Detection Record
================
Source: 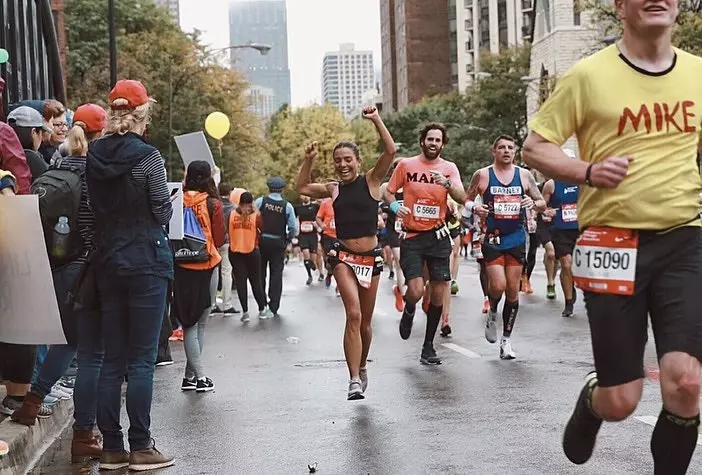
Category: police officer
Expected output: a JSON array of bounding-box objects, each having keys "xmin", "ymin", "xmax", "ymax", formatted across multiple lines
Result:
[{"xmin": 255, "ymin": 177, "xmax": 298, "ymax": 317}]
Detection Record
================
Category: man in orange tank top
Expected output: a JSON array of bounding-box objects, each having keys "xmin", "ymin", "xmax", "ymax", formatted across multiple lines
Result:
[{"xmin": 384, "ymin": 123, "xmax": 467, "ymax": 365}]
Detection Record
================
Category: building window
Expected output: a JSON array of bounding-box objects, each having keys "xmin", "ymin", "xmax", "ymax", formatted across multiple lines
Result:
[
  {"xmin": 465, "ymin": 0, "xmax": 473, "ymax": 7},
  {"xmin": 498, "ymin": 0, "xmax": 508, "ymax": 48},
  {"xmin": 479, "ymin": 0, "xmax": 490, "ymax": 49},
  {"xmin": 465, "ymin": 17, "xmax": 473, "ymax": 30},
  {"xmin": 573, "ymin": 0, "xmax": 581, "ymax": 25}
]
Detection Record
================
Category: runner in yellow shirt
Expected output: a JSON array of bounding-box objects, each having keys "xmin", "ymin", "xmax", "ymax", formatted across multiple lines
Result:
[{"xmin": 523, "ymin": 0, "xmax": 702, "ymax": 469}]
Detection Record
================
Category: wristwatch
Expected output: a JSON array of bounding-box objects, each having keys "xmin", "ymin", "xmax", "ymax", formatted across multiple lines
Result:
[{"xmin": 443, "ymin": 180, "xmax": 452, "ymax": 190}]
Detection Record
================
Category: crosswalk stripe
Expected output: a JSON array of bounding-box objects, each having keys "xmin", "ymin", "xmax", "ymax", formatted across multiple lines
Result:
[{"xmin": 441, "ymin": 343, "xmax": 481, "ymax": 359}]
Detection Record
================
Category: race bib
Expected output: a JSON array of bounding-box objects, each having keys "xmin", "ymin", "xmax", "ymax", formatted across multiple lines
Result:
[
  {"xmin": 394, "ymin": 219, "xmax": 403, "ymax": 233},
  {"xmin": 562, "ymin": 203, "xmax": 578, "ymax": 223},
  {"xmin": 493, "ymin": 195, "xmax": 521, "ymax": 219},
  {"xmin": 339, "ymin": 252, "xmax": 374, "ymax": 288},
  {"xmin": 329, "ymin": 219, "xmax": 336, "ymax": 230},
  {"xmin": 300, "ymin": 221, "xmax": 314, "ymax": 233},
  {"xmin": 413, "ymin": 198, "xmax": 440, "ymax": 221},
  {"xmin": 572, "ymin": 227, "xmax": 638, "ymax": 296}
]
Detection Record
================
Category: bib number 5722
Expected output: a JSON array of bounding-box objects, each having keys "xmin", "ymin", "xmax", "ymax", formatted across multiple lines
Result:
[{"xmin": 572, "ymin": 227, "xmax": 638, "ymax": 296}]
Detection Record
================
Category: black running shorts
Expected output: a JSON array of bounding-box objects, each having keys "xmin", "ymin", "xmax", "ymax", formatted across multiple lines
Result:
[
  {"xmin": 321, "ymin": 235, "xmax": 337, "ymax": 255},
  {"xmin": 585, "ymin": 225, "xmax": 702, "ymax": 387},
  {"xmin": 535, "ymin": 221, "xmax": 552, "ymax": 247},
  {"xmin": 449, "ymin": 227, "xmax": 461, "ymax": 239},
  {"xmin": 387, "ymin": 231, "xmax": 401, "ymax": 248},
  {"xmin": 400, "ymin": 230, "xmax": 452, "ymax": 282},
  {"xmin": 327, "ymin": 241, "xmax": 383, "ymax": 277},
  {"xmin": 551, "ymin": 229, "xmax": 578, "ymax": 259},
  {"xmin": 481, "ymin": 242, "xmax": 526, "ymax": 267},
  {"xmin": 298, "ymin": 233, "xmax": 318, "ymax": 252}
]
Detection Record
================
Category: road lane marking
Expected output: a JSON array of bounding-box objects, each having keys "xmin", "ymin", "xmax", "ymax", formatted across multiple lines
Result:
[
  {"xmin": 635, "ymin": 416, "xmax": 702, "ymax": 444},
  {"xmin": 375, "ymin": 310, "xmax": 388, "ymax": 317},
  {"xmin": 441, "ymin": 343, "xmax": 481, "ymax": 359}
]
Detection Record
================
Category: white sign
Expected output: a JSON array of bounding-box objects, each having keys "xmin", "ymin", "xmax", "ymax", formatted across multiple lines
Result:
[
  {"xmin": 174, "ymin": 131, "xmax": 216, "ymax": 169},
  {"xmin": 0, "ymin": 196, "xmax": 65, "ymax": 344},
  {"xmin": 167, "ymin": 183, "xmax": 184, "ymax": 240}
]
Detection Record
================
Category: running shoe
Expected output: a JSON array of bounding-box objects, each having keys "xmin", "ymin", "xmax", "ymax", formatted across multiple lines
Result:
[
  {"xmin": 485, "ymin": 309, "xmax": 498, "ymax": 343},
  {"xmin": 196, "ymin": 377, "xmax": 215, "ymax": 393},
  {"xmin": 499, "ymin": 338, "xmax": 517, "ymax": 360},
  {"xmin": 388, "ymin": 270, "xmax": 395, "ymax": 280},
  {"xmin": 450, "ymin": 280, "xmax": 459, "ymax": 295},
  {"xmin": 325, "ymin": 274, "xmax": 332, "ymax": 289},
  {"xmin": 155, "ymin": 357, "xmax": 174, "ymax": 367},
  {"xmin": 420, "ymin": 344, "xmax": 442, "ymax": 365},
  {"xmin": 399, "ymin": 307, "xmax": 415, "ymax": 340},
  {"xmin": 347, "ymin": 380, "xmax": 364, "ymax": 400},
  {"xmin": 222, "ymin": 307, "xmax": 240, "ymax": 316},
  {"xmin": 306, "ymin": 276, "xmax": 313, "ymax": 286},
  {"xmin": 359, "ymin": 367, "xmax": 369, "ymax": 393},
  {"xmin": 393, "ymin": 285, "xmax": 404, "ymax": 313},
  {"xmin": 1, "ymin": 397, "xmax": 20, "ymax": 416},
  {"xmin": 546, "ymin": 284, "xmax": 556, "ymax": 300},
  {"xmin": 259, "ymin": 308, "xmax": 273, "ymax": 320},
  {"xmin": 181, "ymin": 377, "xmax": 197, "ymax": 391},
  {"xmin": 240, "ymin": 311, "xmax": 250, "ymax": 323},
  {"xmin": 169, "ymin": 328, "xmax": 184, "ymax": 341},
  {"xmin": 481, "ymin": 298, "xmax": 490, "ymax": 314},
  {"xmin": 318, "ymin": 273, "xmax": 325, "ymax": 282},
  {"xmin": 562, "ymin": 302, "xmax": 574, "ymax": 318},
  {"xmin": 563, "ymin": 372, "xmax": 602, "ymax": 465}
]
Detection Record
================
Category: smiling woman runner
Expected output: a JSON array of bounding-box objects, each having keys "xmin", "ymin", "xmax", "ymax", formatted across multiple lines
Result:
[{"xmin": 297, "ymin": 106, "xmax": 397, "ymax": 400}]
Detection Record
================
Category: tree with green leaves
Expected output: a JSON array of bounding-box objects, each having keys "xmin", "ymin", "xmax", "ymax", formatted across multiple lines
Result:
[{"xmin": 65, "ymin": 0, "xmax": 266, "ymax": 185}]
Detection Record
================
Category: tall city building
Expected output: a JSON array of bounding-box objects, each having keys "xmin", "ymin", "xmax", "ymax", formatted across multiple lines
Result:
[
  {"xmin": 322, "ymin": 44, "xmax": 375, "ymax": 117},
  {"xmin": 229, "ymin": 0, "xmax": 292, "ymax": 118},
  {"xmin": 153, "ymin": 0, "xmax": 180, "ymax": 23},
  {"xmin": 245, "ymin": 85, "xmax": 277, "ymax": 122},
  {"xmin": 381, "ymin": 0, "xmax": 534, "ymax": 111},
  {"xmin": 527, "ymin": 0, "xmax": 600, "ymax": 151},
  {"xmin": 380, "ymin": 0, "xmax": 453, "ymax": 112}
]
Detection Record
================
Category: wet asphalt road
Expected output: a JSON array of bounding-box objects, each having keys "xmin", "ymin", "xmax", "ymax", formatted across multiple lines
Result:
[{"xmin": 30, "ymin": 252, "xmax": 701, "ymax": 474}]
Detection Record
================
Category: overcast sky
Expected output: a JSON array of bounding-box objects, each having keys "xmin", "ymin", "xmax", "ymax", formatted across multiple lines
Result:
[{"xmin": 179, "ymin": 0, "xmax": 382, "ymax": 107}]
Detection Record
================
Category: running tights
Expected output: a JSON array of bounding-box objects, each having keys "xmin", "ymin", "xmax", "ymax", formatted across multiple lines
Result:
[{"xmin": 525, "ymin": 233, "xmax": 538, "ymax": 279}]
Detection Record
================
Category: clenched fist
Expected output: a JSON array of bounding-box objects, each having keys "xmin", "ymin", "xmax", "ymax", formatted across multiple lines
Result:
[
  {"xmin": 305, "ymin": 141, "xmax": 319, "ymax": 160},
  {"xmin": 362, "ymin": 106, "xmax": 380, "ymax": 121}
]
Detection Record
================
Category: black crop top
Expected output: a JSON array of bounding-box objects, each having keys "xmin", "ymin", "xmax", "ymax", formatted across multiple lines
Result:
[{"xmin": 333, "ymin": 175, "xmax": 379, "ymax": 240}]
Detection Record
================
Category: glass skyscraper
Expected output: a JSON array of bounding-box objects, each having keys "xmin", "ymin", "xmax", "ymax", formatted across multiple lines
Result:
[{"xmin": 229, "ymin": 0, "xmax": 292, "ymax": 116}]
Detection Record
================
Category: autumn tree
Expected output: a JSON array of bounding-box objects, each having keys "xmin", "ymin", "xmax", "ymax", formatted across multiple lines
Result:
[{"xmin": 65, "ymin": 0, "xmax": 266, "ymax": 185}]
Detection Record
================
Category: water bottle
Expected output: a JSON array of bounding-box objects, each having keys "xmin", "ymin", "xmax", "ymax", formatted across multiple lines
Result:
[{"xmin": 52, "ymin": 216, "xmax": 71, "ymax": 259}]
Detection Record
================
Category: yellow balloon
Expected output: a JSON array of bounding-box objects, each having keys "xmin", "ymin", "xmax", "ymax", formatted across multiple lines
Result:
[{"xmin": 205, "ymin": 112, "xmax": 230, "ymax": 140}]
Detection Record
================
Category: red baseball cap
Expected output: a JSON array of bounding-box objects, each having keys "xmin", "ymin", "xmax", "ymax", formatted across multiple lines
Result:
[
  {"xmin": 108, "ymin": 79, "xmax": 154, "ymax": 109},
  {"xmin": 73, "ymin": 104, "xmax": 107, "ymax": 133}
]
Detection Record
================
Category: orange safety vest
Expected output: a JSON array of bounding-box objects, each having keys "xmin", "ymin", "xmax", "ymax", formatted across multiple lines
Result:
[
  {"xmin": 229, "ymin": 209, "xmax": 258, "ymax": 254},
  {"xmin": 179, "ymin": 191, "xmax": 222, "ymax": 270}
]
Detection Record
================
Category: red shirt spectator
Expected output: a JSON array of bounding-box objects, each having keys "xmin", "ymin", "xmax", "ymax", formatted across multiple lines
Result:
[{"xmin": 0, "ymin": 122, "xmax": 31, "ymax": 194}]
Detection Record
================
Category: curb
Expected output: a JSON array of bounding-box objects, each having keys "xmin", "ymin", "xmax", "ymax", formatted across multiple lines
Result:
[{"xmin": 0, "ymin": 399, "xmax": 73, "ymax": 475}]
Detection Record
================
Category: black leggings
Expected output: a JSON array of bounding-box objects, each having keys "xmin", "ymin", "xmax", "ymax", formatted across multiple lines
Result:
[
  {"xmin": 230, "ymin": 249, "xmax": 267, "ymax": 313},
  {"xmin": 0, "ymin": 343, "xmax": 37, "ymax": 384},
  {"xmin": 525, "ymin": 233, "xmax": 539, "ymax": 279}
]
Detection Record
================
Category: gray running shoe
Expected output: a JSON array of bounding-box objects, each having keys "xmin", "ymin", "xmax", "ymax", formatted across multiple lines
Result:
[
  {"xmin": 1, "ymin": 396, "xmax": 20, "ymax": 415},
  {"xmin": 359, "ymin": 368, "xmax": 368, "ymax": 393},
  {"xmin": 347, "ymin": 380, "xmax": 364, "ymax": 400},
  {"xmin": 240, "ymin": 312, "xmax": 250, "ymax": 323},
  {"xmin": 485, "ymin": 309, "xmax": 498, "ymax": 343}
]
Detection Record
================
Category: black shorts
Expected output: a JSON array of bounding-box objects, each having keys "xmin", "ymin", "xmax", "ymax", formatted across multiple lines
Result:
[
  {"xmin": 387, "ymin": 231, "xmax": 401, "ymax": 248},
  {"xmin": 482, "ymin": 242, "xmax": 526, "ymax": 267},
  {"xmin": 327, "ymin": 241, "xmax": 383, "ymax": 278},
  {"xmin": 585, "ymin": 225, "xmax": 702, "ymax": 387},
  {"xmin": 379, "ymin": 235, "xmax": 389, "ymax": 248},
  {"xmin": 551, "ymin": 228, "xmax": 578, "ymax": 259},
  {"xmin": 535, "ymin": 222, "xmax": 552, "ymax": 247},
  {"xmin": 321, "ymin": 235, "xmax": 337, "ymax": 255},
  {"xmin": 298, "ymin": 233, "xmax": 318, "ymax": 252},
  {"xmin": 449, "ymin": 227, "xmax": 461, "ymax": 239},
  {"xmin": 400, "ymin": 229, "xmax": 452, "ymax": 281}
]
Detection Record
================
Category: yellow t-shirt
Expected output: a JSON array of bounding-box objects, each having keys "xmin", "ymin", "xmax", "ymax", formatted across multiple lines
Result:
[{"xmin": 529, "ymin": 45, "xmax": 702, "ymax": 231}]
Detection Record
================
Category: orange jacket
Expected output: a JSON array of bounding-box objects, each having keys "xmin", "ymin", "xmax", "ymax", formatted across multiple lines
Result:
[{"xmin": 179, "ymin": 191, "xmax": 222, "ymax": 270}]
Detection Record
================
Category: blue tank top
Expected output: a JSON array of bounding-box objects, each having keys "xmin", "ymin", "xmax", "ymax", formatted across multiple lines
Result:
[
  {"xmin": 550, "ymin": 181, "xmax": 579, "ymax": 230},
  {"xmin": 482, "ymin": 167, "xmax": 526, "ymax": 249}
]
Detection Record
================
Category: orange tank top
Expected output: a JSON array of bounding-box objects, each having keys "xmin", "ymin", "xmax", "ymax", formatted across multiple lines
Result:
[{"xmin": 229, "ymin": 210, "xmax": 258, "ymax": 254}]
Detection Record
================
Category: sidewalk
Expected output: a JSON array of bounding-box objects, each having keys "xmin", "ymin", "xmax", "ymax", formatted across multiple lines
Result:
[{"xmin": 0, "ymin": 387, "xmax": 73, "ymax": 475}]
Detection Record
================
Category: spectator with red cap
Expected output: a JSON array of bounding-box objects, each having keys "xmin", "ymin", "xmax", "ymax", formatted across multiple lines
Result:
[
  {"xmin": 86, "ymin": 80, "xmax": 174, "ymax": 471},
  {"xmin": 10, "ymin": 103, "xmax": 107, "ymax": 464}
]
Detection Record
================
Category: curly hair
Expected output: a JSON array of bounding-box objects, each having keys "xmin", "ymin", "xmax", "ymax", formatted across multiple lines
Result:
[
  {"xmin": 419, "ymin": 122, "xmax": 449, "ymax": 146},
  {"xmin": 106, "ymin": 101, "xmax": 153, "ymax": 135}
]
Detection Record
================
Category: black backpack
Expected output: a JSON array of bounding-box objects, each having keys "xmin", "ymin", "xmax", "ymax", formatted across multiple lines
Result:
[{"xmin": 30, "ymin": 158, "xmax": 85, "ymax": 266}]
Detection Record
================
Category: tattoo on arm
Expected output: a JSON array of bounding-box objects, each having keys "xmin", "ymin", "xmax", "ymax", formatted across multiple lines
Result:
[
  {"xmin": 466, "ymin": 171, "xmax": 482, "ymax": 200},
  {"xmin": 526, "ymin": 172, "xmax": 544, "ymax": 202}
]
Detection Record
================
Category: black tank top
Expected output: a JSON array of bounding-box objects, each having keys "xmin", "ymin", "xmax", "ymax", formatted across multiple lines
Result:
[{"xmin": 333, "ymin": 175, "xmax": 378, "ymax": 240}]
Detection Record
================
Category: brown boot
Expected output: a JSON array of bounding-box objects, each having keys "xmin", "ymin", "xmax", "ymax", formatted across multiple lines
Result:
[
  {"xmin": 10, "ymin": 392, "xmax": 43, "ymax": 426},
  {"xmin": 71, "ymin": 429, "xmax": 102, "ymax": 463}
]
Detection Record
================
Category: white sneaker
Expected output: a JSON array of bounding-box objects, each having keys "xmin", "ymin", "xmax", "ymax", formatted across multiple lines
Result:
[
  {"xmin": 259, "ymin": 308, "xmax": 273, "ymax": 320},
  {"xmin": 359, "ymin": 367, "xmax": 368, "ymax": 393},
  {"xmin": 347, "ymin": 379, "xmax": 364, "ymax": 400},
  {"xmin": 485, "ymin": 309, "xmax": 498, "ymax": 343},
  {"xmin": 499, "ymin": 338, "xmax": 517, "ymax": 360},
  {"xmin": 240, "ymin": 312, "xmax": 250, "ymax": 323}
]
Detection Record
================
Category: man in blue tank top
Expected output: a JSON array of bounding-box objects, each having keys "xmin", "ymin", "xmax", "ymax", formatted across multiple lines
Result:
[
  {"xmin": 542, "ymin": 148, "xmax": 580, "ymax": 318},
  {"xmin": 465, "ymin": 135, "xmax": 546, "ymax": 360}
]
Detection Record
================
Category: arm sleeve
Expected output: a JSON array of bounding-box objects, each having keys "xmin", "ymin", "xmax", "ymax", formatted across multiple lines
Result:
[
  {"xmin": 0, "ymin": 126, "xmax": 32, "ymax": 194},
  {"xmin": 209, "ymin": 199, "xmax": 226, "ymax": 249},
  {"xmin": 286, "ymin": 202, "xmax": 299, "ymax": 238},
  {"xmin": 386, "ymin": 162, "xmax": 404, "ymax": 194},
  {"xmin": 527, "ymin": 66, "xmax": 589, "ymax": 145},
  {"xmin": 137, "ymin": 151, "xmax": 173, "ymax": 226},
  {"xmin": 78, "ymin": 174, "xmax": 96, "ymax": 251}
]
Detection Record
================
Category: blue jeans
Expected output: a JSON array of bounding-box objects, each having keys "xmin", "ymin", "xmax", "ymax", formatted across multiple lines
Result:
[
  {"xmin": 33, "ymin": 263, "xmax": 83, "ymax": 398},
  {"xmin": 96, "ymin": 273, "xmax": 168, "ymax": 452},
  {"xmin": 73, "ymin": 307, "xmax": 103, "ymax": 430}
]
